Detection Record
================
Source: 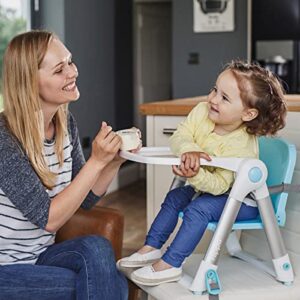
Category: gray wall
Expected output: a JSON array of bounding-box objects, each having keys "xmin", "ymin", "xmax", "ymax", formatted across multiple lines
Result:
[
  {"xmin": 172, "ymin": 0, "xmax": 248, "ymax": 97},
  {"xmin": 36, "ymin": 0, "xmax": 133, "ymax": 157},
  {"xmin": 115, "ymin": 0, "xmax": 133, "ymax": 130},
  {"xmin": 65, "ymin": 0, "xmax": 116, "ymax": 157},
  {"xmin": 39, "ymin": 0, "xmax": 65, "ymax": 41}
]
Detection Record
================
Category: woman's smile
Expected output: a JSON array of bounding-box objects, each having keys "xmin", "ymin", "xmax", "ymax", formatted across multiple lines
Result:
[{"xmin": 63, "ymin": 81, "xmax": 77, "ymax": 92}]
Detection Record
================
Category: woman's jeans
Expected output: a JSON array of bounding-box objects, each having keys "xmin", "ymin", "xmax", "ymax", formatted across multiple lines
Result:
[
  {"xmin": 145, "ymin": 185, "xmax": 259, "ymax": 268},
  {"xmin": 0, "ymin": 235, "xmax": 128, "ymax": 300}
]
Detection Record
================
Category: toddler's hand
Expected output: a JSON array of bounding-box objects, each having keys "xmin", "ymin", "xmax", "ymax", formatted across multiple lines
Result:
[
  {"xmin": 172, "ymin": 151, "xmax": 211, "ymax": 178},
  {"xmin": 172, "ymin": 165, "xmax": 197, "ymax": 178}
]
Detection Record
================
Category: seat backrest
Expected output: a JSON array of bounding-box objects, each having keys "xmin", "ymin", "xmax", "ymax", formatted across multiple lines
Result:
[{"xmin": 258, "ymin": 137, "xmax": 297, "ymax": 226}]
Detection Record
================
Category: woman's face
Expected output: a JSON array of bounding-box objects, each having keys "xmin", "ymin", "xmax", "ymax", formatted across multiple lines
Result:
[{"xmin": 38, "ymin": 38, "xmax": 79, "ymax": 109}]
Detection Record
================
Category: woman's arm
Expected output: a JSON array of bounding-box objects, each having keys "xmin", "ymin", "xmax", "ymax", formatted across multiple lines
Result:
[
  {"xmin": 89, "ymin": 126, "xmax": 141, "ymax": 197},
  {"xmin": 46, "ymin": 122, "xmax": 122, "ymax": 232},
  {"xmin": 91, "ymin": 154, "xmax": 125, "ymax": 196},
  {"xmin": 0, "ymin": 117, "xmax": 123, "ymax": 232},
  {"xmin": 68, "ymin": 113, "xmax": 126, "ymax": 208}
]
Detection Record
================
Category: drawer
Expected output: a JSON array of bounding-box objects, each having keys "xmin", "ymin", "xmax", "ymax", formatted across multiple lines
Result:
[{"xmin": 153, "ymin": 116, "xmax": 185, "ymax": 146}]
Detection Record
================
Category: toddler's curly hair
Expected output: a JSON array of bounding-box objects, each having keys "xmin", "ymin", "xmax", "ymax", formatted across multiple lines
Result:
[{"xmin": 224, "ymin": 60, "xmax": 287, "ymax": 136}]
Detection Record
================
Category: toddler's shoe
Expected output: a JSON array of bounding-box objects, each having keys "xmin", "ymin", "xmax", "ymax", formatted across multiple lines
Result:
[
  {"xmin": 117, "ymin": 249, "xmax": 162, "ymax": 268},
  {"xmin": 131, "ymin": 265, "xmax": 182, "ymax": 286}
]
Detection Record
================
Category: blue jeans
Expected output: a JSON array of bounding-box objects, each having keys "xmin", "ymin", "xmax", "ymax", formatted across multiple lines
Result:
[
  {"xmin": 145, "ymin": 185, "xmax": 259, "ymax": 268},
  {"xmin": 0, "ymin": 235, "xmax": 128, "ymax": 300}
]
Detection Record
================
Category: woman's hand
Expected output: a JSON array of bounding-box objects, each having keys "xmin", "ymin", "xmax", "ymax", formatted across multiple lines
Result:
[
  {"xmin": 91, "ymin": 121, "xmax": 122, "ymax": 168},
  {"xmin": 112, "ymin": 126, "xmax": 142, "ymax": 163},
  {"xmin": 172, "ymin": 151, "xmax": 211, "ymax": 178},
  {"xmin": 112, "ymin": 152, "xmax": 127, "ymax": 164},
  {"xmin": 130, "ymin": 139, "xmax": 142, "ymax": 153}
]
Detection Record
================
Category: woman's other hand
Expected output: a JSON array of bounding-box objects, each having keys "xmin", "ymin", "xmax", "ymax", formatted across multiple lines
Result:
[
  {"xmin": 128, "ymin": 126, "xmax": 142, "ymax": 153},
  {"xmin": 130, "ymin": 127, "xmax": 142, "ymax": 153},
  {"xmin": 129, "ymin": 139, "xmax": 142, "ymax": 153}
]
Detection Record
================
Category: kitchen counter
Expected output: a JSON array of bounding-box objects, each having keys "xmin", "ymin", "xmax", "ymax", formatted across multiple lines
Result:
[{"xmin": 139, "ymin": 94, "xmax": 300, "ymax": 115}]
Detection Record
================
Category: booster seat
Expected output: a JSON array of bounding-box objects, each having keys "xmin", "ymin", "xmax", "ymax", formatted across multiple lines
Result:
[{"xmin": 119, "ymin": 136, "xmax": 299, "ymax": 299}]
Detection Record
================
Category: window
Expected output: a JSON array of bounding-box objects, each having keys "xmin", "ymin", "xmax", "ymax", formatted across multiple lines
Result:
[{"xmin": 0, "ymin": 0, "xmax": 29, "ymax": 111}]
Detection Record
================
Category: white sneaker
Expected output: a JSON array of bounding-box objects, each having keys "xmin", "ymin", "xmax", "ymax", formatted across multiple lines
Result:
[
  {"xmin": 117, "ymin": 249, "xmax": 162, "ymax": 268},
  {"xmin": 131, "ymin": 265, "xmax": 182, "ymax": 286}
]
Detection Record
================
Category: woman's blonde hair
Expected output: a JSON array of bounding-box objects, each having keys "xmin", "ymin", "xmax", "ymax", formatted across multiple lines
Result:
[{"xmin": 2, "ymin": 30, "xmax": 68, "ymax": 189}]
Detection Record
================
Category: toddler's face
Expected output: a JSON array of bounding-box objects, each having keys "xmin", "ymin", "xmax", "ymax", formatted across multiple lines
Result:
[{"xmin": 207, "ymin": 70, "xmax": 256, "ymax": 134}]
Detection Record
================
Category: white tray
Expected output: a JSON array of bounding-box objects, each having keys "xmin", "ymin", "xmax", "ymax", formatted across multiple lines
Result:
[
  {"xmin": 120, "ymin": 147, "xmax": 180, "ymax": 165},
  {"xmin": 120, "ymin": 147, "xmax": 244, "ymax": 171}
]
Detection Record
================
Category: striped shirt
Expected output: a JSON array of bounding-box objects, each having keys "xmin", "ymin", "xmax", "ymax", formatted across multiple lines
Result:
[{"xmin": 0, "ymin": 112, "xmax": 100, "ymax": 265}]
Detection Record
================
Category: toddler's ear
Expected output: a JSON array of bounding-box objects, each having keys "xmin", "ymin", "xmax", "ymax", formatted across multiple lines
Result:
[{"xmin": 242, "ymin": 108, "xmax": 258, "ymax": 122}]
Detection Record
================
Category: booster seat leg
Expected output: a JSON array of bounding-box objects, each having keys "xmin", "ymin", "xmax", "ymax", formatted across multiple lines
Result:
[
  {"xmin": 256, "ymin": 195, "xmax": 294, "ymax": 283},
  {"xmin": 190, "ymin": 197, "xmax": 242, "ymax": 294}
]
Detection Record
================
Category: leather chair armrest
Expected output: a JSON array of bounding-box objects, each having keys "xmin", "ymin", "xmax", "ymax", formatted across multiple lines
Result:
[{"xmin": 55, "ymin": 206, "xmax": 124, "ymax": 260}]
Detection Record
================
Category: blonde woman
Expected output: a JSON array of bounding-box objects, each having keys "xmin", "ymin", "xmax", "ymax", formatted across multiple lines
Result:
[{"xmin": 0, "ymin": 30, "xmax": 128, "ymax": 299}]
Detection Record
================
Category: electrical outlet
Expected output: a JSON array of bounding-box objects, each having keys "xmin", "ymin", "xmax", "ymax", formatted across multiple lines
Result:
[
  {"xmin": 188, "ymin": 52, "xmax": 199, "ymax": 65},
  {"xmin": 82, "ymin": 136, "xmax": 91, "ymax": 149}
]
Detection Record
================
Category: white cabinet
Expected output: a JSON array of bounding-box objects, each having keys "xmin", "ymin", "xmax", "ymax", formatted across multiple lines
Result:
[
  {"xmin": 280, "ymin": 112, "xmax": 300, "ymax": 149},
  {"xmin": 145, "ymin": 115, "xmax": 185, "ymax": 228}
]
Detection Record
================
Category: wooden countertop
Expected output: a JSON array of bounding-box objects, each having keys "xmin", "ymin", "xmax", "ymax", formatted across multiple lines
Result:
[{"xmin": 139, "ymin": 95, "xmax": 300, "ymax": 116}]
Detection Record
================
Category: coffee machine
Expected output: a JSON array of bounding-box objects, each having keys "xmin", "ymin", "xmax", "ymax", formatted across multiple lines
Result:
[
  {"xmin": 252, "ymin": 0, "xmax": 300, "ymax": 93},
  {"xmin": 254, "ymin": 40, "xmax": 298, "ymax": 93}
]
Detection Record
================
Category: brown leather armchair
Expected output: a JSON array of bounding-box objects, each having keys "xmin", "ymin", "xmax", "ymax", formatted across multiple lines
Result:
[
  {"xmin": 55, "ymin": 206, "xmax": 124, "ymax": 260},
  {"xmin": 55, "ymin": 205, "xmax": 140, "ymax": 300}
]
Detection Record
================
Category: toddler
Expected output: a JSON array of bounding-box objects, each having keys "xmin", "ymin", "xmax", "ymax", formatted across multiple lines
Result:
[{"xmin": 119, "ymin": 60, "xmax": 287, "ymax": 286}]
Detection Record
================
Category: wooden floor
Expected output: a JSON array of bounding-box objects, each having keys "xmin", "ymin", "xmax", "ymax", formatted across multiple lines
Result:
[{"xmin": 98, "ymin": 180, "xmax": 147, "ymax": 257}]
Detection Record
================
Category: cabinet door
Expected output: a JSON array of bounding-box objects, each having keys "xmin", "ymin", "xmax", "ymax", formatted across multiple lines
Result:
[
  {"xmin": 146, "ymin": 115, "xmax": 184, "ymax": 224},
  {"xmin": 153, "ymin": 115, "xmax": 185, "ymax": 146}
]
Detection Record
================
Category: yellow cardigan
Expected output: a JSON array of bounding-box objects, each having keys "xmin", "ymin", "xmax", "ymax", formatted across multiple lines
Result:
[{"xmin": 169, "ymin": 102, "xmax": 258, "ymax": 195}]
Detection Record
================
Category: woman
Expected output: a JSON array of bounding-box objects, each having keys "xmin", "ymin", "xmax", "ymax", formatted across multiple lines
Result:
[{"xmin": 0, "ymin": 30, "xmax": 128, "ymax": 299}]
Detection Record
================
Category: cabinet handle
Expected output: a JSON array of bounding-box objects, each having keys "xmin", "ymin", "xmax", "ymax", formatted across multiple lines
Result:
[{"xmin": 162, "ymin": 128, "xmax": 176, "ymax": 135}]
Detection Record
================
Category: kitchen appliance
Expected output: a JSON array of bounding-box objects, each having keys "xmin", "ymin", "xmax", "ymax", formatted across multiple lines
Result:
[
  {"xmin": 254, "ymin": 40, "xmax": 298, "ymax": 93},
  {"xmin": 197, "ymin": 0, "xmax": 229, "ymax": 14},
  {"xmin": 252, "ymin": 0, "xmax": 300, "ymax": 93}
]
